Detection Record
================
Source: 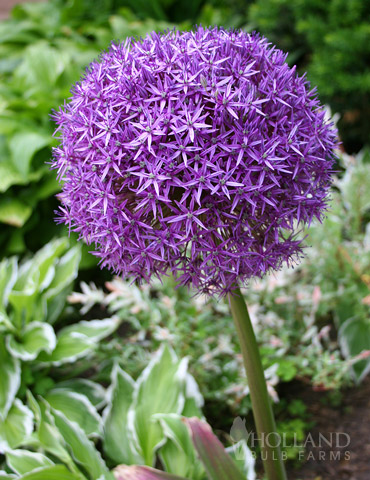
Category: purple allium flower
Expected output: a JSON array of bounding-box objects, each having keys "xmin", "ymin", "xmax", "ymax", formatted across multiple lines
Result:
[{"xmin": 52, "ymin": 27, "xmax": 337, "ymax": 295}]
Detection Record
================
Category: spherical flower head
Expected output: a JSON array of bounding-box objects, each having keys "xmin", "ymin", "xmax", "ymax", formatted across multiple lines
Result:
[{"xmin": 52, "ymin": 27, "xmax": 337, "ymax": 296}]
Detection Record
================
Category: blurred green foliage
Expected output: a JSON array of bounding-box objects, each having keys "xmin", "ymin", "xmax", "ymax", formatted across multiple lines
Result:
[{"xmin": 249, "ymin": 0, "xmax": 370, "ymax": 152}]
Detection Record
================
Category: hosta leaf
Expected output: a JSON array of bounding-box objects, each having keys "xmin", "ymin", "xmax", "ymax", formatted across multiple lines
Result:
[
  {"xmin": 44, "ymin": 246, "xmax": 81, "ymax": 301},
  {"xmin": 0, "ymin": 256, "xmax": 17, "ymax": 311},
  {"xmin": 41, "ymin": 317, "xmax": 120, "ymax": 365},
  {"xmin": 0, "ymin": 340, "xmax": 21, "ymax": 419},
  {"xmin": 155, "ymin": 414, "xmax": 204, "ymax": 480},
  {"xmin": 9, "ymin": 130, "xmax": 50, "ymax": 178},
  {"xmin": 49, "ymin": 406, "xmax": 109, "ymax": 480},
  {"xmin": 226, "ymin": 441, "xmax": 256, "ymax": 480},
  {"xmin": 0, "ymin": 399, "xmax": 33, "ymax": 453},
  {"xmin": 6, "ymin": 322, "xmax": 56, "ymax": 361},
  {"xmin": 114, "ymin": 465, "xmax": 187, "ymax": 480},
  {"xmin": 51, "ymin": 379, "xmax": 106, "ymax": 409},
  {"xmin": 6, "ymin": 449, "xmax": 54, "ymax": 475},
  {"xmin": 45, "ymin": 390, "xmax": 101, "ymax": 438},
  {"xmin": 0, "ymin": 198, "xmax": 32, "ymax": 227},
  {"xmin": 185, "ymin": 417, "xmax": 245, "ymax": 480},
  {"xmin": 18, "ymin": 465, "xmax": 83, "ymax": 480},
  {"xmin": 0, "ymin": 472, "xmax": 16, "ymax": 479},
  {"xmin": 102, "ymin": 364, "xmax": 140, "ymax": 464},
  {"xmin": 339, "ymin": 317, "xmax": 370, "ymax": 382},
  {"xmin": 130, "ymin": 345, "xmax": 187, "ymax": 466}
]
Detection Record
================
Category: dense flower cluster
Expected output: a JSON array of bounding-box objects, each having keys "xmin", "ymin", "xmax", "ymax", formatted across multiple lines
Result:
[{"xmin": 52, "ymin": 27, "xmax": 337, "ymax": 295}]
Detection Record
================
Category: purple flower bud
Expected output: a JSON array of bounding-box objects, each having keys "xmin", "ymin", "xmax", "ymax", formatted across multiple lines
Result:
[{"xmin": 51, "ymin": 27, "xmax": 338, "ymax": 295}]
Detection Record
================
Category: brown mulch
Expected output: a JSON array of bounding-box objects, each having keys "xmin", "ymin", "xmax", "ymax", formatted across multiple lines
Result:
[{"xmin": 286, "ymin": 377, "xmax": 370, "ymax": 480}]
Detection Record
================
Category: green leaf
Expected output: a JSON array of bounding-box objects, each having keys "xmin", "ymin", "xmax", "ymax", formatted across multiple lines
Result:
[
  {"xmin": 226, "ymin": 441, "xmax": 256, "ymax": 480},
  {"xmin": 41, "ymin": 317, "xmax": 120, "ymax": 365},
  {"xmin": 155, "ymin": 414, "xmax": 204, "ymax": 480},
  {"xmin": 0, "ymin": 340, "xmax": 21, "ymax": 419},
  {"xmin": 339, "ymin": 317, "xmax": 370, "ymax": 382},
  {"xmin": 9, "ymin": 131, "xmax": 50, "ymax": 178},
  {"xmin": 0, "ymin": 399, "xmax": 33, "ymax": 452},
  {"xmin": 44, "ymin": 245, "xmax": 81, "ymax": 300},
  {"xmin": 130, "ymin": 345, "xmax": 187, "ymax": 466},
  {"xmin": 114, "ymin": 465, "xmax": 188, "ymax": 480},
  {"xmin": 185, "ymin": 417, "xmax": 245, "ymax": 480},
  {"xmin": 45, "ymin": 390, "xmax": 101, "ymax": 438},
  {"xmin": 0, "ymin": 198, "xmax": 32, "ymax": 227},
  {"xmin": 18, "ymin": 465, "xmax": 83, "ymax": 480},
  {"xmin": 102, "ymin": 364, "xmax": 140, "ymax": 464},
  {"xmin": 49, "ymin": 407, "xmax": 109, "ymax": 480},
  {"xmin": 6, "ymin": 322, "xmax": 56, "ymax": 361},
  {"xmin": 0, "ymin": 471, "xmax": 16, "ymax": 479},
  {"xmin": 51, "ymin": 379, "xmax": 106, "ymax": 409},
  {"xmin": 6, "ymin": 449, "xmax": 54, "ymax": 475},
  {"xmin": 0, "ymin": 161, "xmax": 24, "ymax": 193},
  {"xmin": 0, "ymin": 256, "xmax": 17, "ymax": 312}
]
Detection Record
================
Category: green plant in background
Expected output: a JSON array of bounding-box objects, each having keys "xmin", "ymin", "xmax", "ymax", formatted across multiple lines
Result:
[{"xmin": 249, "ymin": 0, "xmax": 370, "ymax": 152}]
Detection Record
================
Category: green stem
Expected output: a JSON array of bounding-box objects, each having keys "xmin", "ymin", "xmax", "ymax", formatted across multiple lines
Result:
[{"xmin": 228, "ymin": 287, "xmax": 287, "ymax": 480}]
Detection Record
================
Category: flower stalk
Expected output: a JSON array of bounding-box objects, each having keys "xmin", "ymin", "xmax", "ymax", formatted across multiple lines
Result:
[{"xmin": 228, "ymin": 288, "xmax": 287, "ymax": 480}]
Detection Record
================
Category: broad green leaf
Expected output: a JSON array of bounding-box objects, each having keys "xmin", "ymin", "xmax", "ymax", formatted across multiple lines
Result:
[
  {"xmin": 49, "ymin": 407, "xmax": 109, "ymax": 480},
  {"xmin": 6, "ymin": 322, "xmax": 56, "ymax": 361},
  {"xmin": 155, "ymin": 414, "xmax": 204, "ymax": 480},
  {"xmin": 0, "ymin": 340, "xmax": 21, "ymax": 419},
  {"xmin": 45, "ymin": 390, "xmax": 101, "ymax": 438},
  {"xmin": 339, "ymin": 317, "xmax": 370, "ymax": 382},
  {"xmin": 44, "ymin": 246, "xmax": 81, "ymax": 301},
  {"xmin": 226, "ymin": 441, "xmax": 256, "ymax": 480},
  {"xmin": 6, "ymin": 449, "xmax": 54, "ymax": 475},
  {"xmin": 0, "ymin": 198, "xmax": 32, "ymax": 227},
  {"xmin": 39, "ymin": 332, "xmax": 94, "ymax": 366},
  {"xmin": 9, "ymin": 131, "xmax": 50, "ymax": 178},
  {"xmin": 52, "ymin": 379, "xmax": 106, "ymax": 409},
  {"xmin": 102, "ymin": 364, "xmax": 140, "ymax": 464},
  {"xmin": 130, "ymin": 346, "xmax": 187, "ymax": 465},
  {"xmin": 0, "ymin": 399, "xmax": 33, "ymax": 452},
  {"xmin": 0, "ymin": 161, "xmax": 24, "ymax": 192},
  {"xmin": 18, "ymin": 465, "xmax": 82, "ymax": 480},
  {"xmin": 41, "ymin": 317, "xmax": 119, "ymax": 365},
  {"xmin": 185, "ymin": 417, "xmax": 245, "ymax": 480},
  {"xmin": 0, "ymin": 256, "xmax": 17, "ymax": 312},
  {"xmin": 114, "ymin": 465, "xmax": 187, "ymax": 480}
]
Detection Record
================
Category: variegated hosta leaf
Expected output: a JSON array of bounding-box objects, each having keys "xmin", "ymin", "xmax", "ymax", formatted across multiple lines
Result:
[
  {"xmin": 226, "ymin": 441, "xmax": 256, "ymax": 480},
  {"xmin": 48, "ymin": 404, "xmax": 109, "ymax": 479},
  {"xmin": 155, "ymin": 414, "xmax": 204, "ymax": 480},
  {"xmin": 0, "ymin": 340, "xmax": 21, "ymax": 419},
  {"xmin": 45, "ymin": 390, "xmax": 102, "ymax": 438},
  {"xmin": 0, "ymin": 256, "xmax": 18, "ymax": 312},
  {"xmin": 102, "ymin": 364, "xmax": 141, "ymax": 464},
  {"xmin": 17, "ymin": 464, "xmax": 84, "ymax": 480},
  {"xmin": 0, "ymin": 471, "xmax": 16, "ymax": 479},
  {"xmin": 6, "ymin": 449, "xmax": 54, "ymax": 476},
  {"xmin": 6, "ymin": 322, "xmax": 56, "ymax": 361},
  {"xmin": 129, "ymin": 345, "xmax": 188, "ymax": 466},
  {"xmin": 39, "ymin": 317, "xmax": 120, "ymax": 366},
  {"xmin": 114, "ymin": 465, "xmax": 188, "ymax": 480},
  {"xmin": 185, "ymin": 417, "xmax": 246, "ymax": 480},
  {"xmin": 0, "ymin": 399, "xmax": 33, "ymax": 453},
  {"xmin": 51, "ymin": 379, "xmax": 106, "ymax": 410}
]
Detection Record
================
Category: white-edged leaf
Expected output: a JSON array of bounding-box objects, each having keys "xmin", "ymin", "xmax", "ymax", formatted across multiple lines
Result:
[
  {"xmin": 6, "ymin": 449, "xmax": 54, "ymax": 475},
  {"xmin": 0, "ymin": 257, "xmax": 18, "ymax": 311},
  {"xmin": 0, "ymin": 399, "xmax": 34, "ymax": 453},
  {"xmin": 51, "ymin": 379, "xmax": 106, "ymax": 409},
  {"xmin": 155, "ymin": 414, "xmax": 204, "ymax": 480},
  {"xmin": 0, "ymin": 471, "xmax": 16, "ymax": 479},
  {"xmin": 49, "ymin": 406, "xmax": 109, "ymax": 479},
  {"xmin": 45, "ymin": 390, "xmax": 101, "ymax": 438},
  {"xmin": 18, "ymin": 465, "xmax": 83, "ymax": 480},
  {"xmin": 129, "ymin": 345, "xmax": 187, "ymax": 466},
  {"xmin": 44, "ymin": 246, "xmax": 81, "ymax": 300},
  {"xmin": 226, "ymin": 440, "xmax": 256, "ymax": 480},
  {"xmin": 339, "ymin": 317, "xmax": 370, "ymax": 382},
  {"xmin": 102, "ymin": 364, "xmax": 140, "ymax": 464},
  {"xmin": 0, "ymin": 340, "xmax": 21, "ymax": 419},
  {"xmin": 57, "ymin": 317, "xmax": 121, "ymax": 342},
  {"xmin": 6, "ymin": 322, "xmax": 56, "ymax": 361}
]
